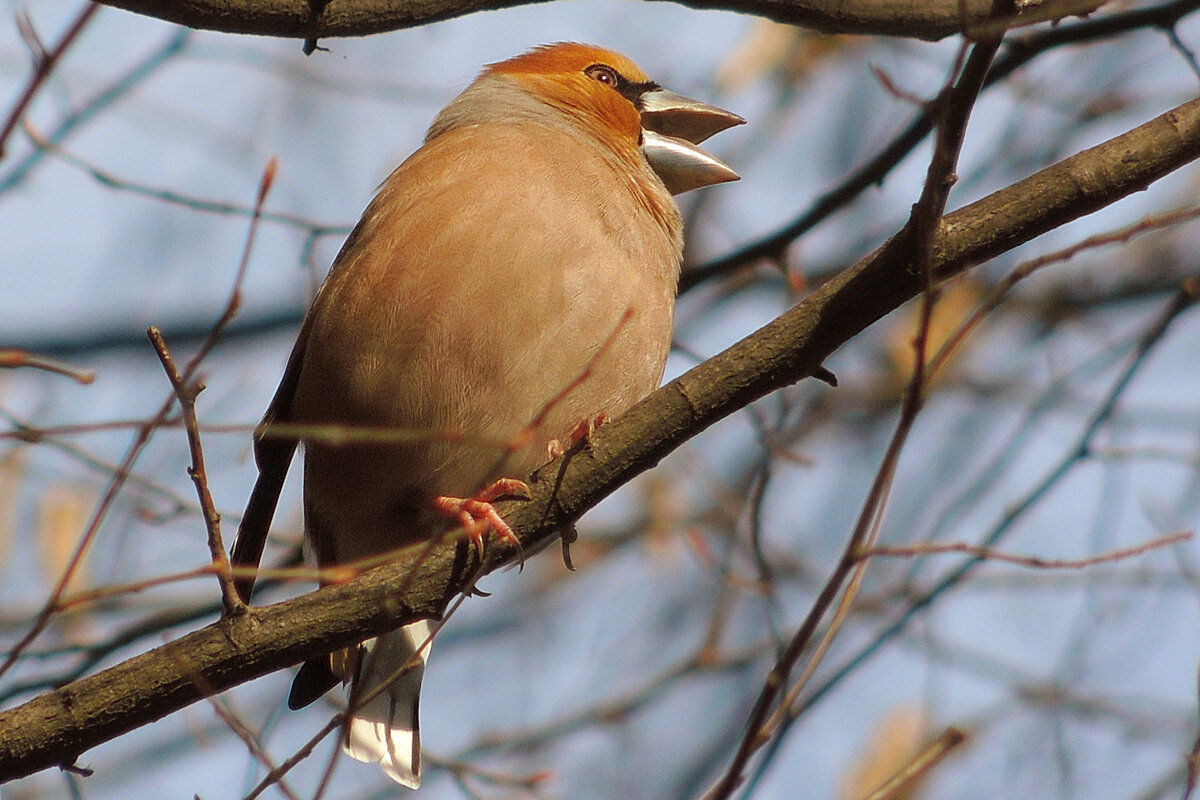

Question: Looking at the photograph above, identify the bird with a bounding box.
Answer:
[229,42,742,788]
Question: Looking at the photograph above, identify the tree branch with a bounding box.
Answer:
[94,0,1105,42]
[3,91,1200,784]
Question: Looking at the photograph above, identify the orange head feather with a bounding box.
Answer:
[484,42,657,146]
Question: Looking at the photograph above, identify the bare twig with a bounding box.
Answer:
[1183,662,1200,800]
[860,530,1193,569]
[203,695,303,800]
[243,718,342,800]
[144,157,277,616]
[681,0,1200,293]
[148,328,243,616]
[20,124,345,236]
[699,10,1009,796]
[425,753,549,794]
[89,0,1101,42]
[790,276,1200,737]
[859,727,969,800]
[0,27,189,194]
[248,564,485,795]
[189,157,277,369]
[0,376,190,687]
[0,4,99,159]
[0,349,94,384]
[928,203,1200,380]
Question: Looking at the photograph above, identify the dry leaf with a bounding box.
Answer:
[839,706,929,800]
[36,482,97,641]
[716,20,853,91]
[881,276,980,390]
[0,447,24,570]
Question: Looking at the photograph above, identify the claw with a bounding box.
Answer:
[560,524,578,571]
[432,478,529,565]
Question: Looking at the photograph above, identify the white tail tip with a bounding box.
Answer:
[342,620,434,789]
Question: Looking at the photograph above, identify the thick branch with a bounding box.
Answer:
[95,0,1104,41]
[3,93,1200,783]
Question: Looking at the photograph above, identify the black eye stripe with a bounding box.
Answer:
[626,79,659,105]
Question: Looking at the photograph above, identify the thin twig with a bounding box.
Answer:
[0,4,99,159]
[1183,661,1200,800]
[197,694,302,800]
[0,348,95,384]
[425,753,549,793]
[859,727,969,800]
[143,157,277,616]
[148,327,243,616]
[860,530,1193,569]
[20,123,344,236]
[0,27,189,194]
[249,564,487,796]
[0,370,188,685]
[243,718,342,800]
[789,276,1200,738]
[711,9,1011,795]
[928,203,1200,380]
[189,157,277,370]
[681,0,1200,293]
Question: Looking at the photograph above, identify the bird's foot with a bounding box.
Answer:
[433,478,530,565]
[546,413,608,460]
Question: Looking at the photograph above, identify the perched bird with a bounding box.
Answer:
[230,42,742,788]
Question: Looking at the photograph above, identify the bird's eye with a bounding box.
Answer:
[585,64,620,88]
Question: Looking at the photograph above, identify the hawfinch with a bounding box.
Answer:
[231,42,742,788]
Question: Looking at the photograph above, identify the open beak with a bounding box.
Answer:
[639,88,744,195]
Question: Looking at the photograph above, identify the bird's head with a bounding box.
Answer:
[430,42,744,195]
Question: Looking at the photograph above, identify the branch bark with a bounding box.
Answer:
[94,0,1105,42]
[3,92,1200,783]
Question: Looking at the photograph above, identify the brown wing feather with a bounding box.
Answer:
[229,310,313,602]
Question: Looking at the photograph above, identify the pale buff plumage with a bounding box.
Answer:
[231,42,741,788]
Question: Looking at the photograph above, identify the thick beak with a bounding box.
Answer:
[639,89,745,143]
[639,88,744,195]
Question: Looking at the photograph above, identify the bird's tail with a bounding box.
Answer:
[342,619,434,789]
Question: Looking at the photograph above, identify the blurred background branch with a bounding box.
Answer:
[94,0,1107,41]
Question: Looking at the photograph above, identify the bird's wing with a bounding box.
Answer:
[229,309,314,602]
